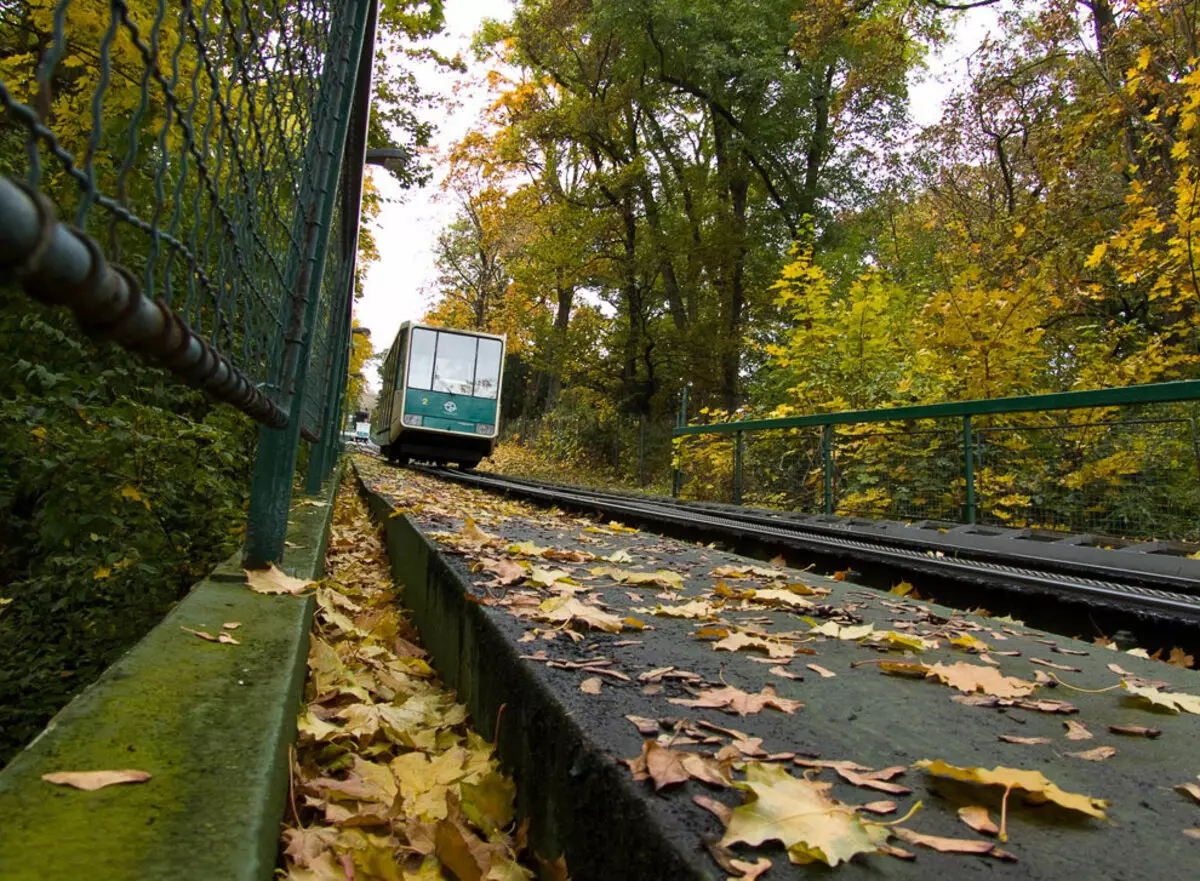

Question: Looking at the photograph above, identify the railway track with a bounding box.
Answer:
[417,465,1200,621]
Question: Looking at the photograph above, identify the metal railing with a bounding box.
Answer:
[0,0,378,564]
[673,381,1200,542]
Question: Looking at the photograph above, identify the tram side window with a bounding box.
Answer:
[474,338,502,399]
[408,328,436,390]
[432,333,478,396]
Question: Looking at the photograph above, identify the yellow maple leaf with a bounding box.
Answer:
[719,762,889,866]
[916,759,1109,841]
[1121,680,1200,714]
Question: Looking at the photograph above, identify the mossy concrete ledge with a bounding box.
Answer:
[0,471,340,881]
[354,465,709,880]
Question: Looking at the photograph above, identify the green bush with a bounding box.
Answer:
[0,295,255,765]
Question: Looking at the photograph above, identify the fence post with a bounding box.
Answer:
[963,414,976,524]
[822,424,834,515]
[304,262,355,494]
[733,430,743,505]
[672,382,691,498]
[243,0,376,568]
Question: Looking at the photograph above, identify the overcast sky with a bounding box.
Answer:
[355,1,1002,380]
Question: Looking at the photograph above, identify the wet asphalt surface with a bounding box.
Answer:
[366,464,1200,879]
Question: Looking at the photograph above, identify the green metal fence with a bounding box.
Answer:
[0,0,376,565]
[673,381,1200,542]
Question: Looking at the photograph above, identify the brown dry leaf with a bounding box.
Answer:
[625,714,659,735]
[859,801,897,815]
[891,827,1000,858]
[41,769,151,791]
[877,844,917,860]
[245,563,314,595]
[181,626,229,644]
[670,684,803,716]
[217,631,241,645]
[626,740,731,789]
[1173,782,1200,805]
[998,735,1050,745]
[807,664,837,679]
[1107,724,1161,738]
[1167,647,1195,669]
[1063,720,1093,741]
[916,759,1109,823]
[958,805,1000,836]
[728,857,772,880]
[1068,746,1117,762]
[579,677,603,695]
[1030,657,1081,672]
[719,762,889,866]
[480,558,526,586]
[769,665,802,680]
[1185,829,1200,840]
[694,794,733,824]
[714,631,795,660]
[222,621,241,630]
[835,768,911,795]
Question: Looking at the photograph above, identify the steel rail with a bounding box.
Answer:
[421,466,1200,617]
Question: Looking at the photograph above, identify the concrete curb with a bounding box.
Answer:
[0,463,342,881]
[354,465,716,880]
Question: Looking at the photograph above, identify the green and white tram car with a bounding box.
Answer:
[371,322,506,468]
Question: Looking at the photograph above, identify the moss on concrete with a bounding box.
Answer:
[0,468,341,881]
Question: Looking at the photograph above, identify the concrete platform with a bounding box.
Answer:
[0,474,337,881]
[357,460,1200,880]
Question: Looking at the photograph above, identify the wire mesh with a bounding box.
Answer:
[974,403,1200,541]
[0,0,359,424]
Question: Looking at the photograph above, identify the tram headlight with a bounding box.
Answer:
[402,414,423,427]
[476,423,495,435]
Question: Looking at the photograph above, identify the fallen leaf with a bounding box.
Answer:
[859,801,897,815]
[809,622,876,640]
[245,564,314,595]
[670,684,803,716]
[531,596,624,633]
[625,715,659,735]
[891,826,999,857]
[747,589,815,611]
[222,621,241,630]
[719,762,889,866]
[1068,746,1117,762]
[579,677,603,695]
[807,664,836,679]
[1030,657,1080,672]
[181,626,230,644]
[915,759,1110,831]
[41,769,151,791]
[1063,720,1093,741]
[1107,724,1161,738]
[1185,829,1200,840]
[889,581,915,596]
[626,740,731,789]
[694,794,733,824]
[958,805,999,836]
[1173,782,1200,805]
[729,857,772,880]
[1121,680,1200,715]
[714,631,795,660]
[927,662,1039,698]
[217,632,241,645]
[998,735,1050,745]
[835,768,911,795]
[1167,647,1195,669]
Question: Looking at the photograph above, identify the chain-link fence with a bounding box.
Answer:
[674,384,1200,542]
[0,0,376,563]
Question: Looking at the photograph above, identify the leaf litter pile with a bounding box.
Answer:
[280,481,534,881]
[356,457,1200,877]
